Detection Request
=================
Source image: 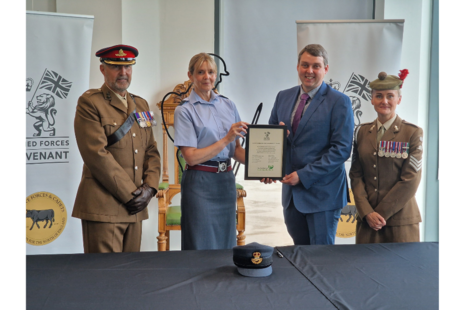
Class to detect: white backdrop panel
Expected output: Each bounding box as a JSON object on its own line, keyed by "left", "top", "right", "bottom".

{"left": 297, "top": 20, "right": 404, "bottom": 244}
{"left": 220, "top": 0, "right": 374, "bottom": 125}
{"left": 297, "top": 20, "right": 404, "bottom": 124}
{"left": 26, "top": 11, "right": 93, "bottom": 254}
{"left": 221, "top": 0, "right": 373, "bottom": 246}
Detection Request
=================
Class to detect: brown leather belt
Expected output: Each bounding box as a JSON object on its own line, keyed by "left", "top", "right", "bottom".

{"left": 186, "top": 160, "right": 232, "bottom": 173}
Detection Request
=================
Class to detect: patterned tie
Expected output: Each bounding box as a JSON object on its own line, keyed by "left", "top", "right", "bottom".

{"left": 292, "top": 93, "right": 310, "bottom": 134}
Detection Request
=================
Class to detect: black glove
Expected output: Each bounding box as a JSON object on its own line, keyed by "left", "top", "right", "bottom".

{"left": 125, "top": 183, "right": 156, "bottom": 215}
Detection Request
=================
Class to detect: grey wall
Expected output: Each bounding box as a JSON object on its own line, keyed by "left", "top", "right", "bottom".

{"left": 24, "top": 0, "right": 439, "bottom": 248}
{"left": 34, "top": 0, "right": 215, "bottom": 252}
{"left": 26, "top": 0, "right": 56, "bottom": 12}
{"left": 219, "top": 0, "right": 374, "bottom": 127}
{"left": 220, "top": 0, "right": 438, "bottom": 243}
{"left": 424, "top": 0, "right": 438, "bottom": 242}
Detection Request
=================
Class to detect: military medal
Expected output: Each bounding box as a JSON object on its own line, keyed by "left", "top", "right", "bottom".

{"left": 134, "top": 113, "right": 147, "bottom": 127}
{"left": 145, "top": 111, "right": 156, "bottom": 126}
{"left": 140, "top": 112, "right": 149, "bottom": 127}
{"left": 396, "top": 142, "right": 402, "bottom": 158}
{"left": 134, "top": 111, "right": 157, "bottom": 128}
{"left": 378, "top": 141, "right": 384, "bottom": 157}
{"left": 140, "top": 113, "right": 148, "bottom": 127}
{"left": 390, "top": 141, "right": 396, "bottom": 158}
{"left": 142, "top": 112, "right": 151, "bottom": 127}
{"left": 146, "top": 111, "right": 156, "bottom": 126}
{"left": 149, "top": 111, "right": 157, "bottom": 126}
{"left": 402, "top": 142, "right": 409, "bottom": 159}
{"left": 133, "top": 113, "right": 141, "bottom": 127}
{"left": 385, "top": 141, "right": 390, "bottom": 157}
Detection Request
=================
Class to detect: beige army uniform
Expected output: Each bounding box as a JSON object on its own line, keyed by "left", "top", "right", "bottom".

{"left": 73, "top": 83, "right": 161, "bottom": 251}
{"left": 349, "top": 116, "right": 423, "bottom": 243}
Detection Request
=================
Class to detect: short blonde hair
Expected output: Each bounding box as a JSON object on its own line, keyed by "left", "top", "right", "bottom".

{"left": 188, "top": 53, "right": 217, "bottom": 75}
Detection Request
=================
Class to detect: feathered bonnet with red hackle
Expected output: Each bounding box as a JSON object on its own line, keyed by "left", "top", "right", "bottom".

{"left": 398, "top": 69, "right": 409, "bottom": 88}
{"left": 369, "top": 69, "right": 409, "bottom": 90}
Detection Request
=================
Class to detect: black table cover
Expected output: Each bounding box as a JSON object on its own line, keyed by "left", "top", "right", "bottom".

{"left": 277, "top": 242, "right": 438, "bottom": 310}
{"left": 27, "top": 242, "right": 438, "bottom": 310}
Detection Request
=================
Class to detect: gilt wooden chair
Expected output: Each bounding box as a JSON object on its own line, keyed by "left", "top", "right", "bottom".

{"left": 156, "top": 80, "right": 246, "bottom": 251}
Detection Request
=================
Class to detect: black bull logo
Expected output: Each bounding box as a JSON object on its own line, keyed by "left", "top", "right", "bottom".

{"left": 26, "top": 209, "right": 55, "bottom": 230}
{"left": 340, "top": 204, "right": 357, "bottom": 223}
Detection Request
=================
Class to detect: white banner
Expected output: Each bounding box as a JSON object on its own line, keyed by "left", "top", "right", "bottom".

{"left": 296, "top": 20, "right": 404, "bottom": 244}
{"left": 26, "top": 12, "right": 93, "bottom": 254}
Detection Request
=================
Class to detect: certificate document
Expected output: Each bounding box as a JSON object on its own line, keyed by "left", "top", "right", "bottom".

{"left": 245, "top": 125, "right": 287, "bottom": 180}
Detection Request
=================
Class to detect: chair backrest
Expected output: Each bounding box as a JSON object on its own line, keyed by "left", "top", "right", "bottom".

{"left": 174, "top": 147, "right": 186, "bottom": 184}
{"left": 156, "top": 80, "right": 192, "bottom": 184}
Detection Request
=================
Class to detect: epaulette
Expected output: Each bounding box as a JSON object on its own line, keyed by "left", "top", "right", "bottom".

{"left": 402, "top": 120, "right": 420, "bottom": 128}
{"left": 219, "top": 94, "right": 229, "bottom": 99}
{"left": 127, "top": 93, "right": 143, "bottom": 104}
{"left": 81, "top": 88, "right": 102, "bottom": 97}
{"left": 128, "top": 92, "right": 143, "bottom": 99}
{"left": 354, "top": 125, "right": 361, "bottom": 144}
{"left": 354, "top": 122, "right": 372, "bottom": 144}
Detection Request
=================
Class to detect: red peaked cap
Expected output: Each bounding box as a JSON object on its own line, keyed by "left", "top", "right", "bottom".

{"left": 95, "top": 44, "right": 139, "bottom": 65}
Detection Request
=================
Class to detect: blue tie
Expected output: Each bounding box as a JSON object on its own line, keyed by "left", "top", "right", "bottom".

{"left": 292, "top": 93, "right": 310, "bottom": 134}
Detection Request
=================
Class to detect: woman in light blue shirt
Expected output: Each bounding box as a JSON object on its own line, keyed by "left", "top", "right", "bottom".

{"left": 174, "top": 53, "right": 247, "bottom": 250}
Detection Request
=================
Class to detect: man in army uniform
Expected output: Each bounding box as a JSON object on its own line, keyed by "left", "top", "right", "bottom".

{"left": 73, "top": 44, "right": 161, "bottom": 253}
{"left": 350, "top": 70, "right": 422, "bottom": 243}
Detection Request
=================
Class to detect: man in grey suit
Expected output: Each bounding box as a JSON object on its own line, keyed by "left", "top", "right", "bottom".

{"left": 263, "top": 44, "right": 354, "bottom": 245}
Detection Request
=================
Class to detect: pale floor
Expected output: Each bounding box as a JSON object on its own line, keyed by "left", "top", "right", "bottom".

{"left": 164, "top": 167, "right": 355, "bottom": 251}
{"left": 234, "top": 170, "right": 355, "bottom": 246}
{"left": 237, "top": 177, "right": 294, "bottom": 247}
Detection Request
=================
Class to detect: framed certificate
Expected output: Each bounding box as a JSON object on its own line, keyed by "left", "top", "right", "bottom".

{"left": 245, "top": 125, "right": 287, "bottom": 180}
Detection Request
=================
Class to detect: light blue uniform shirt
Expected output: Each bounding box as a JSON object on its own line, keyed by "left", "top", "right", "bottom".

{"left": 174, "top": 89, "right": 241, "bottom": 161}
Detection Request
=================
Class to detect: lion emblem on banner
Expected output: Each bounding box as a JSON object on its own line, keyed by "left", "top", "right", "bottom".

{"left": 26, "top": 93, "right": 57, "bottom": 136}
{"left": 26, "top": 69, "right": 73, "bottom": 137}
{"left": 327, "top": 73, "right": 371, "bottom": 126}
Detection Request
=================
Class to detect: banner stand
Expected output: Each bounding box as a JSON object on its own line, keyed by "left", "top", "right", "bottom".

{"left": 296, "top": 20, "right": 404, "bottom": 244}
{"left": 26, "top": 11, "right": 94, "bottom": 254}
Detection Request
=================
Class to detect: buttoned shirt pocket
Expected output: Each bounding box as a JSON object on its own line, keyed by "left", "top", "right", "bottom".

{"left": 101, "top": 117, "right": 127, "bottom": 148}
{"left": 135, "top": 126, "right": 150, "bottom": 148}
{"left": 392, "top": 156, "right": 407, "bottom": 178}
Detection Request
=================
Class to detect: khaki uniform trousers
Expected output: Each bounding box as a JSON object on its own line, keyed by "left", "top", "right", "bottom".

{"left": 81, "top": 220, "right": 142, "bottom": 253}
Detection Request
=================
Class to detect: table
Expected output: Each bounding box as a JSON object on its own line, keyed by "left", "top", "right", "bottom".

{"left": 27, "top": 242, "right": 438, "bottom": 310}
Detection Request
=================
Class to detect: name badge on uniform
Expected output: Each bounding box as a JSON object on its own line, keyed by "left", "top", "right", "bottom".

{"left": 134, "top": 111, "right": 157, "bottom": 128}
